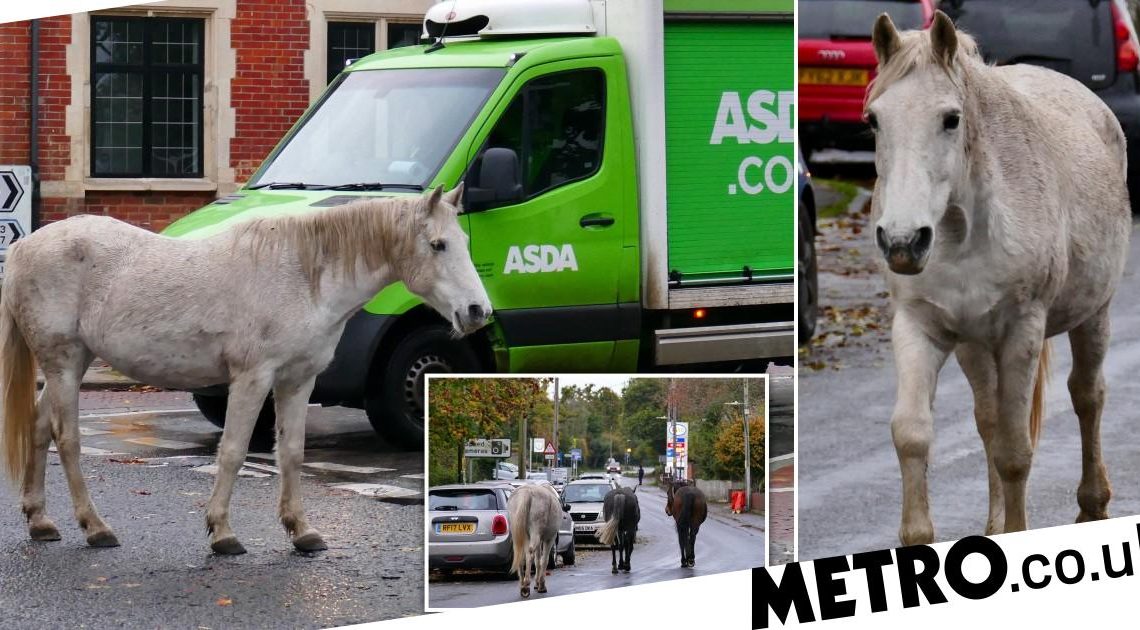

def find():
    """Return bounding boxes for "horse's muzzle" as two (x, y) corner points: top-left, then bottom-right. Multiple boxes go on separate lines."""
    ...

(454, 304), (492, 336)
(876, 225), (933, 275)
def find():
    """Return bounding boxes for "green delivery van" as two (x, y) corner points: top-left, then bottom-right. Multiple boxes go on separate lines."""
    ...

(163, 0), (795, 446)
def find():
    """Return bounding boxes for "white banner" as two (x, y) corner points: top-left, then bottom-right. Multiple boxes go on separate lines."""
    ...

(756, 515), (1140, 628)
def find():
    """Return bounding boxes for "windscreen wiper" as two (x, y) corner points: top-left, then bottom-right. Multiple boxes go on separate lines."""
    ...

(325, 182), (426, 191)
(246, 182), (326, 190)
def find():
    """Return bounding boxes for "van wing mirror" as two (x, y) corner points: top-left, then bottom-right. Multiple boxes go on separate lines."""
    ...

(466, 146), (524, 211)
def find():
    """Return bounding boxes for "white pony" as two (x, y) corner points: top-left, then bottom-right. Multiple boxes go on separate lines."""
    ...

(866, 13), (1131, 544)
(1, 185), (490, 554)
(507, 483), (561, 598)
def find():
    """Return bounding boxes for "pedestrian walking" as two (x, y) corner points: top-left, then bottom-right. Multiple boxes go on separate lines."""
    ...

(638, 464), (644, 486)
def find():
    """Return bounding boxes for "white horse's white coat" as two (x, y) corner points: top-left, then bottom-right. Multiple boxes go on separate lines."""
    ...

(507, 483), (561, 598)
(866, 13), (1131, 544)
(0, 185), (491, 554)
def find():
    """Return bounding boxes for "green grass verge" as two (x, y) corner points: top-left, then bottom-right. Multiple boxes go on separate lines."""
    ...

(816, 178), (862, 218)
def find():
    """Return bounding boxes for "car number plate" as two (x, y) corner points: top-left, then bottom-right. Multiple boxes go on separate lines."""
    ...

(439, 523), (476, 534)
(799, 67), (869, 86)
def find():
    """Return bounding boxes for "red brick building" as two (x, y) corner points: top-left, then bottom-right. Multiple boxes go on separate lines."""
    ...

(0, 0), (432, 231)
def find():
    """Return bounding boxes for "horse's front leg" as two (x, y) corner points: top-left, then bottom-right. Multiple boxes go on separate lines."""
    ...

(624, 532), (633, 572)
(206, 371), (272, 554)
(274, 377), (326, 551)
(1069, 305), (1112, 522)
(956, 343), (1004, 534)
(611, 538), (618, 573)
(994, 309), (1048, 534)
(890, 310), (951, 546)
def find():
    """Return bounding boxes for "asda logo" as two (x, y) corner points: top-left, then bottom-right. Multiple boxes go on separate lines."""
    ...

(504, 244), (579, 274)
(710, 90), (794, 197)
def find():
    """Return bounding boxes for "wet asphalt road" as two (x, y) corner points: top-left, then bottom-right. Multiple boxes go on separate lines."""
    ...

(0, 391), (424, 629)
(427, 475), (764, 608)
(767, 368), (794, 458)
(800, 183), (1140, 559)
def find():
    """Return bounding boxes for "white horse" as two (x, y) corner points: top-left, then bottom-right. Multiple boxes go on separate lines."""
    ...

(866, 12), (1131, 544)
(507, 483), (561, 598)
(0, 184), (490, 554)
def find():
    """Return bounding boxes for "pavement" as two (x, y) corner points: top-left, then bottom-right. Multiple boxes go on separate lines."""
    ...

(427, 475), (765, 608)
(0, 391), (425, 628)
(768, 454), (794, 565)
(799, 177), (1140, 559)
(38, 360), (143, 391)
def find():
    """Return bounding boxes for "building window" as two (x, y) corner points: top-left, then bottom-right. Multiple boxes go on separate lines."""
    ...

(387, 22), (421, 49)
(91, 17), (204, 178)
(327, 22), (375, 84)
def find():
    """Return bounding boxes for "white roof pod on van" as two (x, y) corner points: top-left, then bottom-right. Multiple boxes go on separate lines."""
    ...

(423, 0), (598, 40)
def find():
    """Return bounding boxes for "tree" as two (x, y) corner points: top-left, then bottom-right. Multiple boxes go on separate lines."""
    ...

(713, 413), (765, 491)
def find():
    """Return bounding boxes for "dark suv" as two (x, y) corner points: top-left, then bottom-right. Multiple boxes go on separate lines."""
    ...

(942, 0), (1140, 203)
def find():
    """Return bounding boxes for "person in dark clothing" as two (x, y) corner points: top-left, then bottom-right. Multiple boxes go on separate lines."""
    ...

(638, 465), (645, 486)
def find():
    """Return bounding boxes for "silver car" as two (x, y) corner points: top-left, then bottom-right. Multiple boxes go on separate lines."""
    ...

(562, 479), (616, 541)
(428, 483), (513, 571)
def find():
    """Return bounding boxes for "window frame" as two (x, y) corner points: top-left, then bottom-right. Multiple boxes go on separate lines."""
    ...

(89, 15), (205, 179)
(467, 67), (607, 207)
(326, 20), (376, 85)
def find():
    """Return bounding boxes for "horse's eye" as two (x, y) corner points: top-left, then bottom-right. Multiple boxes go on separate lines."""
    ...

(866, 112), (878, 130)
(430, 239), (446, 253)
(943, 112), (961, 131)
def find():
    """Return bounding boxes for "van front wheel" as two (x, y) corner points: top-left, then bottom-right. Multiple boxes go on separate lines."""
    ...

(366, 325), (480, 448)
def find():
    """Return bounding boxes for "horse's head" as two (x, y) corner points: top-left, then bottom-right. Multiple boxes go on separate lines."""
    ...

(865, 11), (977, 276)
(401, 184), (492, 336)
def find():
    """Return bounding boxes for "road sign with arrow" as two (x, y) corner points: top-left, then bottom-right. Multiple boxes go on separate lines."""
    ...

(0, 166), (32, 280)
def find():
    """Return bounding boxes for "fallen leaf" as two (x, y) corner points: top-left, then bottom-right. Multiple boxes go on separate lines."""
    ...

(216, 597), (233, 607)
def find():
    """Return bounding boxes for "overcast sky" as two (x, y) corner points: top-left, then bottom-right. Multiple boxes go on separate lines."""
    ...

(545, 374), (633, 396)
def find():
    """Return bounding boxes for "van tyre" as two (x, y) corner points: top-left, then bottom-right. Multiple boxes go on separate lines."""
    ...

(561, 537), (576, 566)
(366, 324), (480, 448)
(192, 393), (277, 441)
(797, 200), (819, 346)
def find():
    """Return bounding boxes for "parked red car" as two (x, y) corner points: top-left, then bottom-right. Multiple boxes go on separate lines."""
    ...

(798, 0), (936, 156)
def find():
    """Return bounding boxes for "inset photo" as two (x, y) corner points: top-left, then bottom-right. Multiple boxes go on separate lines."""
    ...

(424, 375), (767, 609)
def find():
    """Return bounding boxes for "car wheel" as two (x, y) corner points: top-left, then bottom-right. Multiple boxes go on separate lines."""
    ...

(191, 393), (276, 440)
(366, 324), (480, 448)
(797, 200), (819, 346)
(562, 537), (576, 566)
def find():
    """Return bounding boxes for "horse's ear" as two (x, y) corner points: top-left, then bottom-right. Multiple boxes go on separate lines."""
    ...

(442, 182), (464, 208)
(872, 13), (901, 66)
(422, 185), (444, 214)
(929, 10), (958, 67)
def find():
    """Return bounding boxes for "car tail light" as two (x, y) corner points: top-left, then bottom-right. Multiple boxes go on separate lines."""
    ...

(1112, 2), (1139, 73)
(491, 514), (508, 536)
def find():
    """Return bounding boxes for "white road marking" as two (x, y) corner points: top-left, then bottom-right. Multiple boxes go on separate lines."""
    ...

(770, 487), (796, 493)
(78, 426), (111, 436)
(400, 473), (425, 479)
(330, 483), (421, 499)
(125, 437), (204, 450)
(190, 464), (271, 478)
(78, 408), (199, 420)
(304, 462), (395, 474)
(769, 453), (795, 464)
(51, 445), (124, 456)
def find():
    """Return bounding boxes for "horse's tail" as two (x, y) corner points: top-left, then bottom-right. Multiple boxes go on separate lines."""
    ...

(597, 493), (624, 546)
(679, 490), (695, 529)
(0, 290), (36, 486)
(1030, 340), (1051, 448)
(508, 488), (530, 576)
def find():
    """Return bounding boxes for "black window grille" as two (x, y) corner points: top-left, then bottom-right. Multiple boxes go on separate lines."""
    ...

(327, 22), (375, 84)
(91, 17), (204, 177)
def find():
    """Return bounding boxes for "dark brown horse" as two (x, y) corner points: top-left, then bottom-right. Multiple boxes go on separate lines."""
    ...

(665, 479), (707, 568)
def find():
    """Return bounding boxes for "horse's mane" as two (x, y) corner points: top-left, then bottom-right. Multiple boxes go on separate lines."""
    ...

(865, 27), (981, 106)
(232, 195), (423, 294)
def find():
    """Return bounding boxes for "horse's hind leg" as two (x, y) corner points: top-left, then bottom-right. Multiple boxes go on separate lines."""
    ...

(206, 371), (272, 554)
(890, 311), (951, 545)
(534, 537), (551, 593)
(45, 351), (117, 546)
(274, 377), (325, 552)
(956, 343), (1005, 534)
(20, 378), (59, 541)
(1069, 306), (1112, 522)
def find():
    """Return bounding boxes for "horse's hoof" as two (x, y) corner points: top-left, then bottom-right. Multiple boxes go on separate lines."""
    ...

(29, 523), (61, 541)
(86, 530), (120, 548)
(536, 586), (547, 594)
(293, 532), (328, 552)
(211, 537), (247, 555)
(520, 587), (530, 599)
(612, 567), (618, 574)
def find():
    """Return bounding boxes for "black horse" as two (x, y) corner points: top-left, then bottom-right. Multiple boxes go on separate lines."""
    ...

(596, 486), (640, 573)
(665, 479), (707, 568)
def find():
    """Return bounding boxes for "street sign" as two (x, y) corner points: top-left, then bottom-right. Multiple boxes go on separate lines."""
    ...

(665, 421), (690, 471)
(532, 438), (545, 453)
(0, 166), (32, 281)
(464, 438), (511, 458)
(570, 448), (582, 462)
(543, 443), (556, 455)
